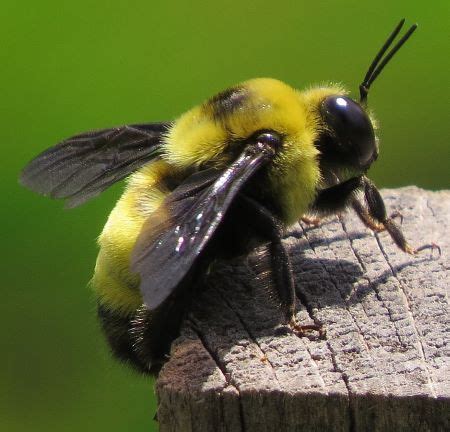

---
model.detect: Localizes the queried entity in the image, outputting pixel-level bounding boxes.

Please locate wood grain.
[156,187,449,432]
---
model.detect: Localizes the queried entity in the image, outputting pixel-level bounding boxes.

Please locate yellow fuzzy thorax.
[164,78,347,224]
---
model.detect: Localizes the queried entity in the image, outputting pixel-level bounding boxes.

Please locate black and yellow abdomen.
[92,160,186,370]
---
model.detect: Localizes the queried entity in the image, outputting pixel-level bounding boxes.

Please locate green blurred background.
[2,1,448,431]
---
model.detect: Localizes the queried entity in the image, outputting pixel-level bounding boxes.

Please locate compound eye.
[320,96,376,168]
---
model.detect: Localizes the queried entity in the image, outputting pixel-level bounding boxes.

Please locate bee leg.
[352,197,386,232]
[270,238,296,322]
[240,195,326,337]
[241,196,323,338]
[270,236,325,338]
[311,176,364,215]
[301,215,322,226]
[362,177,440,255]
[240,195,296,322]
[290,322,327,339]
[352,197,402,232]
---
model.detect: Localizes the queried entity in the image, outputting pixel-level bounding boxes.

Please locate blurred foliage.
[1,1,448,431]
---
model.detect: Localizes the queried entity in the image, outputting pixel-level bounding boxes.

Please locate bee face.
[312,95,378,191]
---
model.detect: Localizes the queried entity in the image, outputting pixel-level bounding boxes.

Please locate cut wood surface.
[156,187,450,432]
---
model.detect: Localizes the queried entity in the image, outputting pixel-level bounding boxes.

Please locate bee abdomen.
[97,305,146,372]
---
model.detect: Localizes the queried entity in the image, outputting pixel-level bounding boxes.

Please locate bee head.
[318,95,377,173]
[314,19,417,191]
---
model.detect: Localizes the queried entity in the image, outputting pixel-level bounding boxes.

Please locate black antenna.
[359,19,418,104]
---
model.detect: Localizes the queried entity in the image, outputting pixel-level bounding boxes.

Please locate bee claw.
[390,210,404,225]
[415,242,441,259]
[288,320,326,340]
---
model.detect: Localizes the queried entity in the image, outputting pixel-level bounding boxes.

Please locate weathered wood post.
[156,187,449,432]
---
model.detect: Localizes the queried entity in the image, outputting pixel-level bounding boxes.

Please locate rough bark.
[156,187,450,432]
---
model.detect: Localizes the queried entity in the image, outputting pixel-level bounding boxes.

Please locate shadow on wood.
[156,187,449,432]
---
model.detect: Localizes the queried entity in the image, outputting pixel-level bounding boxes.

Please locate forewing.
[132,142,275,310]
[20,122,171,207]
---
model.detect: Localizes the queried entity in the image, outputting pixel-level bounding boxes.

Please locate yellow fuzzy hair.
[92,160,176,314]
[93,78,357,312]
[164,78,347,223]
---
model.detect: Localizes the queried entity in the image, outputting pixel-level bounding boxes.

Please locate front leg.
[351,198,386,232]
[352,195,404,232]
[360,177,439,255]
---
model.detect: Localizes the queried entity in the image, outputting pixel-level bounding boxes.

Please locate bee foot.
[301,216,322,226]
[415,242,441,259]
[289,320,326,340]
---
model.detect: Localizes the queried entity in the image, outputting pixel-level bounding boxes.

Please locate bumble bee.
[21,19,434,374]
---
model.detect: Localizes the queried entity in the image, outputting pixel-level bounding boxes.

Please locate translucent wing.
[20,122,170,207]
[131,142,275,310]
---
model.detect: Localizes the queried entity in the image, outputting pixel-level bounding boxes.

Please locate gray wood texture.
[156,187,449,432]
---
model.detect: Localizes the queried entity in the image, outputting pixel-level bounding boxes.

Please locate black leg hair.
[311,176,363,214]
[240,195,296,322]
[352,195,404,232]
[311,175,439,256]
[236,196,324,336]
[360,176,439,255]
[361,176,416,253]
[269,241,296,321]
